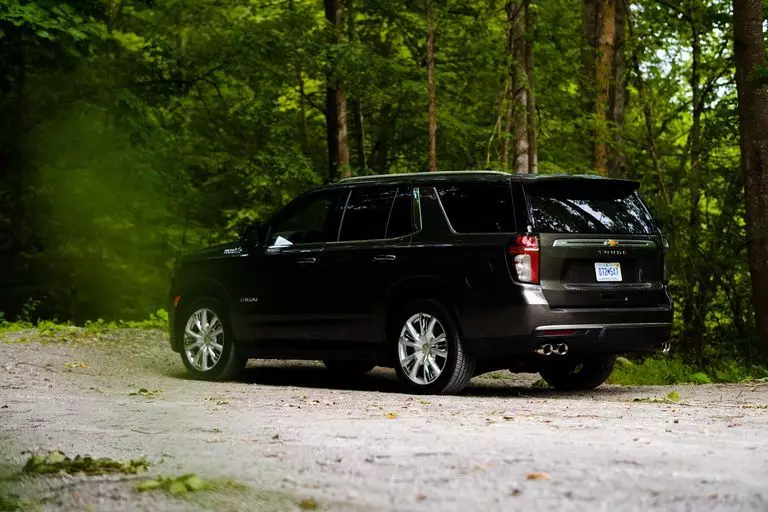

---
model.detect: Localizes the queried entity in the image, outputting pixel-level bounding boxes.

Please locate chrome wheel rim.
[183,308,224,372]
[398,313,448,385]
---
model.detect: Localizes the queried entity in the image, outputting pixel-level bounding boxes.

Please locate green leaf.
[168,480,188,496]
[666,391,680,402]
[137,479,163,492]
[183,475,205,491]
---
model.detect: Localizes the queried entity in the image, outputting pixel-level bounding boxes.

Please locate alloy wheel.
[397,312,448,385]
[183,308,224,372]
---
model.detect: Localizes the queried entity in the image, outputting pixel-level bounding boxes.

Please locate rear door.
[322,184,415,345]
[523,179,667,308]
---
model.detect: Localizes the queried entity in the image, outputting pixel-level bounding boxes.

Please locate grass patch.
[137,474,246,496]
[23,451,149,476]
[609,355,768,386]
[0,310,168,339]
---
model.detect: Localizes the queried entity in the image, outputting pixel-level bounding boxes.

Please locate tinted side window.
[436,183,515,233]
[267,191,337,247]
[385,186,414,238]
[339,186,396,241]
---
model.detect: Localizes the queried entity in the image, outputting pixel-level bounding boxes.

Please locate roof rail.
[338,170,509,182]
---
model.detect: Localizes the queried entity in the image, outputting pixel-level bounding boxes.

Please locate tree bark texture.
[608,0,626,177]
[581,0,598,114]
[524,0,537,174]
[594,0,615,176]
[733,0,768,359]
[427,0,438,172]
[323,0,350,181]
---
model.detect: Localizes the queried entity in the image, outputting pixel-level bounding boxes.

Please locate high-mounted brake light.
[507,235,540,284]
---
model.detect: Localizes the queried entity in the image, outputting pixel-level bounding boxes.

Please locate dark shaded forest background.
[1,0,767,364]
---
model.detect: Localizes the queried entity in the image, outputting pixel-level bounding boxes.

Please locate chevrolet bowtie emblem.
[605,240,619,247]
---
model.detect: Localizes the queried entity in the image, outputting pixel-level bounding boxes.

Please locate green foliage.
[136,474,245,496]
[22,451,149,476]
[609,355,768,385]
[0,0,760,362]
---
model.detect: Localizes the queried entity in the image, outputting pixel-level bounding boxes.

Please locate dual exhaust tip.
[536,343,569,356]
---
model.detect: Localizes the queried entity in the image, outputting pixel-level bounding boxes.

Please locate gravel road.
[1,328,767,511]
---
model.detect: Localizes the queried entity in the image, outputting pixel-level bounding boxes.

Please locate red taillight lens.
[507,235,540,283]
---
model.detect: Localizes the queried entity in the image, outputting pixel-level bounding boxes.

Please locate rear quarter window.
[525,181,658,234]
[436,183,515,233]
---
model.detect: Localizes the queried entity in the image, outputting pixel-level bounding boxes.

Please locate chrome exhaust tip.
[535,344,553,356]
[554,343,569,356]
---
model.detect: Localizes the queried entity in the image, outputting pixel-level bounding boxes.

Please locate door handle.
[373,254,397,263]
[296,257,317,265]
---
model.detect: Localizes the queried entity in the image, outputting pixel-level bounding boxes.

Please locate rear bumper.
[467,304,673,358]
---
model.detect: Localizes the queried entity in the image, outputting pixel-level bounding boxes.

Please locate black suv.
[168,171,672,394]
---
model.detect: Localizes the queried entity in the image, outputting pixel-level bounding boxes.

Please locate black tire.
[322,360,376,374]
[391,299,475,395]
[538,354,616,391]
[176,296,247,381]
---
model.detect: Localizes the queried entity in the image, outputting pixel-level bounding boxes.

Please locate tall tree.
[426,0,438,172]
[524,0,537,174]
[512,0,529,174]
[324,0,350,181]
[347,0,367,173]
[733,0,768,358]
[608,0,626,177]
[594,0,616,176]
[581,0,598,114]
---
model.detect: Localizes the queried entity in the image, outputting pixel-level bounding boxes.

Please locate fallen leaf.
[298,498,318,510]
[526,472,551,481]
[386,412,398,419]
[415,493,427,501]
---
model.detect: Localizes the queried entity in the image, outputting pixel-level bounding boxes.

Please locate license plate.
[595,262,622,282]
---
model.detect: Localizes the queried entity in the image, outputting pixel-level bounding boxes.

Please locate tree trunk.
[733,0,768,359]
[347,0,366,172]
[581,0,598,113]
[502,1,515,171]
[323,0,350,182]
[524,0,537,174]
[289,0,310,156]
[683,3,704,357]
[608,0,626,177]
[426,0,438,172]
[594,0,615,176]
[505,1,528,174]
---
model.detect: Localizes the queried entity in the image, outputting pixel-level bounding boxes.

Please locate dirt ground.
[1,328,767,511]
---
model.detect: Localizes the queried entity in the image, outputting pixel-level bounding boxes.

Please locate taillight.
[507,235,540,283]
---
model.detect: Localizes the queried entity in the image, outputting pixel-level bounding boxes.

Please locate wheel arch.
[171,278,233,352]
[382,276,462,342]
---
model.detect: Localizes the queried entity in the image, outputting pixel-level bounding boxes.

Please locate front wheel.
[538,354,616,391]
[391,299,475,395]
[177,297,246,381]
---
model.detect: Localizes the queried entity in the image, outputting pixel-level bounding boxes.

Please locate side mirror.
[240,222,262,246]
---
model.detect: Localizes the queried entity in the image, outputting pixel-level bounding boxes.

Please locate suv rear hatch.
[523,178,667,309]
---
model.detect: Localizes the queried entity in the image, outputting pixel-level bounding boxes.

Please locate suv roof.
[335,171,637,187]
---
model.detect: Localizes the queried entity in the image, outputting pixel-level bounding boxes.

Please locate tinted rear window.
[436,183,515,233]
[525,181,657,234]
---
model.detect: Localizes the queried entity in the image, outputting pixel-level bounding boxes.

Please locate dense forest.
[1,0,767,363]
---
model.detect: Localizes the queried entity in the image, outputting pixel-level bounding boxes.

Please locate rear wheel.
[322,360,376,374]
[177,297,246,381]
[391,299,475,395]
[538,354,616,391]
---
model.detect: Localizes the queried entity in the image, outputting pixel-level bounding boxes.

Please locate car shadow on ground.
[166,361,627,399]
